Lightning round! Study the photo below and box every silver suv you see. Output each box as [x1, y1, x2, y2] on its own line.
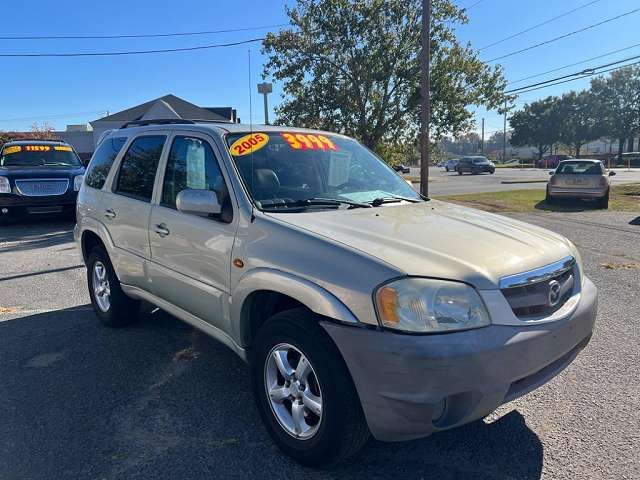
[75, 120, 597, 466]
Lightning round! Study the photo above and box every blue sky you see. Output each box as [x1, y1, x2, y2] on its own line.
[0, 0, 638, 137]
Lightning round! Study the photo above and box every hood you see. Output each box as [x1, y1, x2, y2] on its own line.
[268, 200, 574, 289]
[0, 165, 84, 178]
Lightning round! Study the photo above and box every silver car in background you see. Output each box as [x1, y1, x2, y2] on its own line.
[546, 159, 616, 209]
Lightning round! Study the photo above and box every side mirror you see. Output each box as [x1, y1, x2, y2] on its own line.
[549, 171, 554, 175]
[609, 171, 616, 176]
[176, 189, 221, 216]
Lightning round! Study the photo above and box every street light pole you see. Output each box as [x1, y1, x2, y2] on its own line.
[419, 0, 431, 197]
[257, 82, 273, 125]
[502, 99, 507, 162]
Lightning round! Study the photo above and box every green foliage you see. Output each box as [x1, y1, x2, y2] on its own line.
[556, 90, 602, 156]
[510, 96, 562, 159]
[263, 0, 508, 150]
[590, 66, 640, 157]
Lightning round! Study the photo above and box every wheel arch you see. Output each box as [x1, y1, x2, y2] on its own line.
[232, 268, 359, 349]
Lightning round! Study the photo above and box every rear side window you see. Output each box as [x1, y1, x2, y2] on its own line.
[114, 135, 166, 202]
[85, 137, 127, 189]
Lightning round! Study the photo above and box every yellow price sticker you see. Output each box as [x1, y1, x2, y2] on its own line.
[230, 133, 270, 156]
[2, 145, 22, 155]
[54, 145, 73, 152]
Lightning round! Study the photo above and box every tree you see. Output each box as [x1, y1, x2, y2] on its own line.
[557, 91, 602, 157]
[590, 66, 640, 161]
[510, 96, 562, 160]
[263, 0, 508, 154]
[0, 122, 58, 150]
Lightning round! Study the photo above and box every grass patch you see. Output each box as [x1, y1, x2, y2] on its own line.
[435, 184, 640, 213]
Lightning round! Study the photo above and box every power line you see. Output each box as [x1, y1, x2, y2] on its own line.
[507, 42, 640, 86]
[508, 58, 640, 95]
[0, 24, 288, 40]
[479, 0, 602, 51]
[506, 54, 640, 93]
[0, 37, 264, 58]
[464, 0, 486, 11]
[486, 7, 640, 63]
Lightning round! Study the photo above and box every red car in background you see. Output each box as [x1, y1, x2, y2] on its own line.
[537, 154, 573, 169]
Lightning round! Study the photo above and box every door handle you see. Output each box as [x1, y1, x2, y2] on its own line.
[154, 223, 170, 238]
[104, 209, 116, 219]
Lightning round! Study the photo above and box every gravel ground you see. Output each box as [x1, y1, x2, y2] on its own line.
[0, 212, 639, 480]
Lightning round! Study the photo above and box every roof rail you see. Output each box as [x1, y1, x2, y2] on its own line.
[120, 119, 196, 129]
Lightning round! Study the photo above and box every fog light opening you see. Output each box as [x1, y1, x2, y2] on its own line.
[1, 208, 8, 215]
[432, 398, 447, 424]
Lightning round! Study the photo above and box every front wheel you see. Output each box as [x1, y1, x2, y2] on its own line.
[251, 308, 369, 467]
[87, 246, 140, 327]
[458, 169, 463, 175]
[445, 167, 449, 172]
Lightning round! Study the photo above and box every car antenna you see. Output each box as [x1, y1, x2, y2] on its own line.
[248, 48, 256, 222]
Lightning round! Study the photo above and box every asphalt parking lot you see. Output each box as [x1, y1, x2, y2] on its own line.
[1, 211, 639, 479]
[411, 167, 640, 196]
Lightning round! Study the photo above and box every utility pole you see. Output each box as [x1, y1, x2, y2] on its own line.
[419, 0, 431, 197]
[502, 99, 507, 162]
[481, 118, 485, 154]
[257, 82, 273, 124]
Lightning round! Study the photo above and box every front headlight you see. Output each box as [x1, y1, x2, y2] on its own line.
[567, 241, 584, 285]
[0, 176, 10, 193]
[73, 174, 84, 191]
[375, 278, 491, 333]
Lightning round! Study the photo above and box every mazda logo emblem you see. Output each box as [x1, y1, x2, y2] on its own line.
[548, 280, 561, 307]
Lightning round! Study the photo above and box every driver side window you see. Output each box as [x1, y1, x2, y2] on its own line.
[161, 136, 232, 222]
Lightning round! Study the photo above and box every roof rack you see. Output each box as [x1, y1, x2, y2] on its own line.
[5, 138, 65, 144]
[120, 119, 196, 129]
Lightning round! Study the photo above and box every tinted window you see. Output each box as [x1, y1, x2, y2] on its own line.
[1, 144, 81, 168]
[115, 136, 166, 202]
[85, 137, 127, 189]
[161, 136, 232, 221]
[556, 161, 604, 175]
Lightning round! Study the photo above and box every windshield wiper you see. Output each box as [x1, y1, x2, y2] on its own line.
[370, 194, 423, 207]
[258, 197, 371, 212]
[303, 197, 372, 208]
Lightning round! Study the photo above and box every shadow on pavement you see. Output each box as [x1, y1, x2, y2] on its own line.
[0, 218, 75, 252]
[534, 199, 601, 212]
[0, 306, 543, 480]
[630, 216, 640, 226]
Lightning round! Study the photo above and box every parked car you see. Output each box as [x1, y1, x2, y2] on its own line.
[537, 154, 572, 169]
[0, 139, 85, 224]
[546, 159, 615, 208]
[444, 158, 459, 172]
[457, 156, 495, 175]
[392, 164, 410, 174]
[76, 120, 597, 466]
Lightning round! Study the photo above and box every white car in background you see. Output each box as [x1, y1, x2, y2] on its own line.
[546, 159, 616, 209]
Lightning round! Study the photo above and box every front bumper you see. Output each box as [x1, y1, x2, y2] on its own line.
[548, 187, 607, 198]
[0, 191, 78, 220]
[322, 277, 597, 442]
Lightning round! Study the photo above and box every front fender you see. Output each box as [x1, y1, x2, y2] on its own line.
[231, 268, 359, 346]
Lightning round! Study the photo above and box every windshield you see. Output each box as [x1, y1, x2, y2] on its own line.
[556, 161, 603, 175]
[0, 144, 81, 168]
[225, 131, 421, 210]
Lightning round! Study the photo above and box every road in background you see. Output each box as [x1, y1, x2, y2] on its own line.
[1, 212, 639, 479]
[409, 167, 640, 196]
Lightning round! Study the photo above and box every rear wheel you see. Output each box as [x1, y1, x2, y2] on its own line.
[599, 190, 610, 209]
[251, 308, 369, 467]
[545, 187, 555, 205]
[87, 246, 140, 327]
[458, 169, 463, 175]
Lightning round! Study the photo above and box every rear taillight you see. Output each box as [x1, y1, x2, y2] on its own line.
[549, 176, 557, 185]
[599, 177, 608, 187]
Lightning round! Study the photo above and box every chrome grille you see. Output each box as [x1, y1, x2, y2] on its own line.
[500, 256, 576, 319]
[15, 179, 69, 197]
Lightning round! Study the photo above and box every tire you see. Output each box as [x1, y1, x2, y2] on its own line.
[445, 167, 449, 172]
[251, 308, 370, 467]
[599, 190, 609, 209]
[545, 187, 555, 205]
[458, 169, 463, 175]
[86, 246, 140, 327]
